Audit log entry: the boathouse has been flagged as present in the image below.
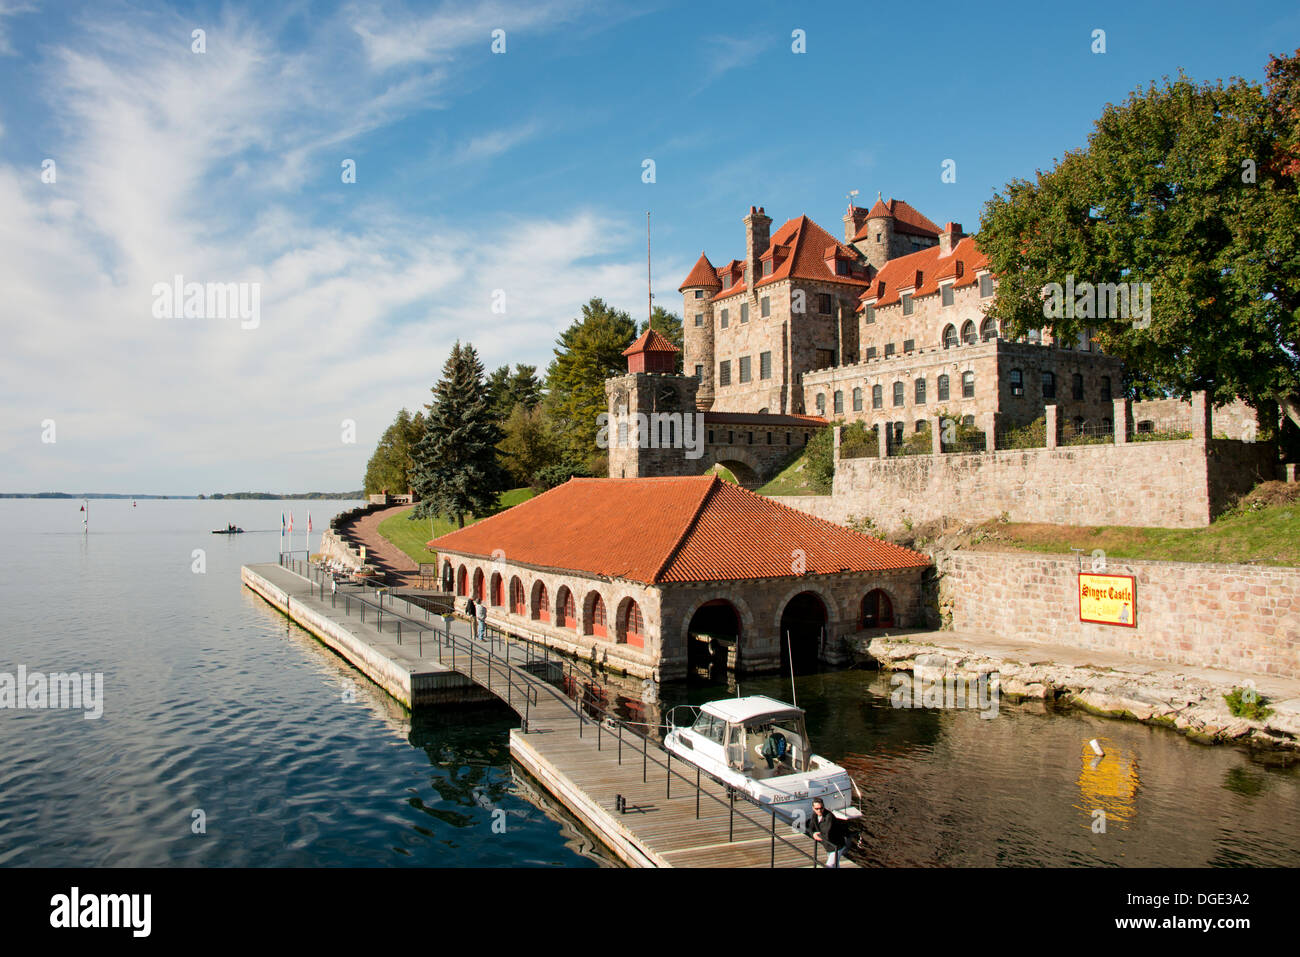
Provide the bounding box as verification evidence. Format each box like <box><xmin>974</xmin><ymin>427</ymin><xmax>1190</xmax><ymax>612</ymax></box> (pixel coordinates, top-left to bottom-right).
<box><xmin>429</xmin><ymin>475</ymin><xmax>931</xmax><ymax>681</ymax></box>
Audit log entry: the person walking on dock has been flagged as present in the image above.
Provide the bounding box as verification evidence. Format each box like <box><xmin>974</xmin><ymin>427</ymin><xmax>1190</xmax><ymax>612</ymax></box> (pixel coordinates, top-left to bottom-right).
<box><xmin>466</xmin><ymin>598</ymin><xmax>478</xmax><ymax>639</ymax></box>
<box><xmin>811</xmin><ymin>798</ymin><xmax>847</xmax><ymax>869</ymax></box>
<box><xmin>475</xmin><ymin>600</ymin><xmax>487</xmax><ymax>642</ymax></box>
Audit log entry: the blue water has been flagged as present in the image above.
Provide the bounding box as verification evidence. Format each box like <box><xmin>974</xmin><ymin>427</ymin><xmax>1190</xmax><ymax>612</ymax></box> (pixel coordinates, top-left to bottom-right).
<box><xmin>0</xmin><ymin>499</ymin><xmax>606</xmax><ymax>867</ymax></box>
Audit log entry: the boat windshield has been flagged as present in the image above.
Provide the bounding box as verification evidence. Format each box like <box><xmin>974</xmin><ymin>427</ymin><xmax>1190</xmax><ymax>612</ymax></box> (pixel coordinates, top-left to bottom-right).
<box><xmin>690</xmin><ymin>711</ymin><xmax>726</xmax><ymax>745</ymax></box>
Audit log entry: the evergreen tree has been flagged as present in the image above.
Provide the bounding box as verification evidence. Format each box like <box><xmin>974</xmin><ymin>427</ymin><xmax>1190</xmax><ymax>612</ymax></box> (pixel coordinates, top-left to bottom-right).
<box><xmin>409</xmin><ymin>342</ymin><xmax>508</xmax><ymax>528</ymax></box>
<box><xmin>640</xmin><ymin>306</ymin><xmax>684</xmax><ymax>374</ymax></box>
<box><xmin>363</xmin><ymin>408</ymin><xmax>424</xmax><ymax>495</ymax></box>
<box><xmin>497</xmin><ymin>402</ymin><xmax>564</xmax><ymax>487</ymax></box>
<box><xmin>486</xmin><ymin>363</ymin><xmax>543</xmax><ymax>425</ymax></box>
<box><xmin>544</xmin><ymin>297</ymin><xmax>638</xmax><ymax>470</ymax></box>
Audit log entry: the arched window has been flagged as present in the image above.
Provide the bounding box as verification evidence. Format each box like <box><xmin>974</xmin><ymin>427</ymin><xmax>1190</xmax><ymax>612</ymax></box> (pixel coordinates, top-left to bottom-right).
<box><xmin>892</xmin><ymin>381</ymin><xmax>905</xmax><ymax>407</ymax></box>
<box><xmin>861</xmin><ymin>589</ymin><xmax>894</xmax><ymax>628</ymax></box>
<box><xmin>833</xmin><ymin>391</ymin><xmax>844</xmax><ymax>414</ymax></box>
<box><xmin>942</xmin><ymin>324</ymin><xmax>958</xmax><ymax>349</ymax></box>
<box><xmin>472</xmin><ymin>568</ymin><xmax>485</xmax><ymax>601</ymax></box>
<box><xmin>532</xmin><ymin>582</ymin><xmax>549</xmax><ymax>622</ymax></box>
<box><xmin>509</xmin><ymin>576</ymin><xmax>525</xmax><ymax>615</ymax></box>
<box><xmin>585</xmin><ymin>592</ymin><xmax>607</xmax><ymax>638</ymax></box>
<box><xmin>961</xmin><ymin>320</ymin><xmax>977</xmax><ymax>344</ymax></box>
<box><xmin>871</xmin><ymin>384</ymin><xmax>882</xmax><ymax>409</ymax></box>
<box><xmin>490</xmin><ymin>572</ymin><xmax>504</xmax><ymax>606</ymax></box>
<box><xmin>962</xmin><ymin>371</ymin><xmax>975</xmax><ymax>398</ymax></box>
<box><xmin>915</xmin><ymin>419</ymin><xmax>929</xmax><ymax>433</ymax></box>
<box><xmin>1042</xmin><ymin>371</ymin><xmax>1056</xmax><ymax>399</ymax></box>
<box><xmin>815</xmin><ymin>393</ymin><xmax>826</xmax><ymax>414</ymax></box>
<box><xmin>914</xmin><ymin>377</ymin><xmax>926</xmax><ymax>404</ymax></box>
<box><xmin>980</xmin><ymin>317</ymin><xmax>997</xmax><ymax>341</ymax></box>
<box><xmin>457</xmin><ymin>566</ymin><xmax>468</xmax><ymax>596</ymax></box>
<box><xmin>937</xmin><ymin>374</ymin><xmax>950</xmax><ymax>401</ymax></box>
<box><xmin>621</xmin><ymin>599</ymin><xmax>644</xmax><ymax>649</ymax></box>
<box><xmin>852</xmin><ymin>387</ymin><xmax>863</xmax><ymax>411</ymax></box>
<box><xmin>557</xmin><ymin>587</ymin><xmax>577</xmax><ymax>629</ymax></box>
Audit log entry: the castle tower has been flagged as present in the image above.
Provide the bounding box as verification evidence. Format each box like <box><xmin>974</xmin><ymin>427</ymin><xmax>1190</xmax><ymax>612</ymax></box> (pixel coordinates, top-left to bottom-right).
<box><xmin>862</xmin><ymin>193</ymin><xmax>895</xmax><ymax>271</ymax></box>
<box><xmin>679</xmin><ymin>251</ymin><xmax>721</xmax><ymax>410</ymax></box>
<box><xmin>605</xmin><ymin>330</ymin><xmax>700</xmax><ymax>479</ymax></box>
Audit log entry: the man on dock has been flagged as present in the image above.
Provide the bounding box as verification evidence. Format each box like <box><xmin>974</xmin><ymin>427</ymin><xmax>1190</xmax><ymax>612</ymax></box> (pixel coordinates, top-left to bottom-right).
<box><xmin>466</xmin><ymin>598</ymin><xmax>478</xmax><ymax>639</ymax></box>
<box><xmin>811</xmin><ymin>799</ymin><xmax>848</xmax><ymax>869</ymax></box>
<box><xmin>475</xmin><ymin>600</ymin><xmax>487</xmax><ymax>641</ymax></box>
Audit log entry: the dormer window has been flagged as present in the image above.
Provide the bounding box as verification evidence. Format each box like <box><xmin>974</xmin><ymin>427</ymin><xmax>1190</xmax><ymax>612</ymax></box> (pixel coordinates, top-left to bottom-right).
<box><xmin>762</xmin><ymin>260</ymin><xmax>773</xmax><ymax>276</ymax></box>
<box><xmin>835</xmin><ymin>259</ymin><xmax>849</xmax><ymax>276</ymax></box>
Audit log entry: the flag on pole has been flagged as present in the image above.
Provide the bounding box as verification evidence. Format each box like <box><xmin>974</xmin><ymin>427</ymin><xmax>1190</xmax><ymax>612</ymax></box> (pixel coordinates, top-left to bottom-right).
<box><xmin>307</xmin><ymin>512</ymin><xmax>312</xmax><ymax>533</ymax></box>
<box><xmin>281</xmin><ymin>512</ymin><xmax>286</xmax><ymax>534</ymax></box>
<box><xmin>288</xmin><ymin>511</ymin><xmax>294</xmax><ymax>533</ymax></box>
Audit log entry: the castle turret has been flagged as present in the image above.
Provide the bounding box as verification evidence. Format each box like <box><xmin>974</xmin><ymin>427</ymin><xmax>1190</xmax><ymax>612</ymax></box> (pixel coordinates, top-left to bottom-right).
<box><xmin>862</xmin><ymin>193</ymin><xmax>895</xmax><ymax>271</ymax></box>
<box><xmin>679</xmin><ymin>251</ymin><xmax>721</xmax><ymax>410</ymax></box>
<box><xmin>605</xmin><ymin>331</ymin><xmax>699</xmax><ymax>479</ymax></box>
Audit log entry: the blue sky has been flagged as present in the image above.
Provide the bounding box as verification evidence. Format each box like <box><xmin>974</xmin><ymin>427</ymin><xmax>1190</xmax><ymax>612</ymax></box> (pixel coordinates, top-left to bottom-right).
<box><xmin>0</xmin><ymin>0</ymin><xmax>1294</xmax><ymax>493</ymax></box>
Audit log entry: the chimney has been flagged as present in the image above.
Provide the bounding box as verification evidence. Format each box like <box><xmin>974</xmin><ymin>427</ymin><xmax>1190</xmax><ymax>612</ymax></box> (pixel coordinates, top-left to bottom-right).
<box><xmin>744</xmin><ymin>205</ymin><xmax>771</xmax><ymax>289</ymax></box>
<box><xmin>939</xmin><ymin>221</ymin><xmax>962</xmax><ymax>256</ymax></box>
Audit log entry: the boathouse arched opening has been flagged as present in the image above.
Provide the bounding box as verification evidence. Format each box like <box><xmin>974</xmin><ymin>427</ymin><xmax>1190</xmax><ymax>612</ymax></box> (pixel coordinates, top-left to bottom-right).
<box><xmin>557</xmin><ymin>587</ymin><xmax>577</xmax><ymax>629</ymax></box>
<box><xmin>584</xmin><ymin>592</ymin><xmax>608</xmax><ymax>638</ymax></box>
<box><xmin>472</xmin><ymin>568</ymin><xmax>485</xmax><ymax>601</ymax></box>
<box><xmin>456</xmin><ymin>565</ymin><xmax>467</xmax><ymax>596</ymax></box>
<box><xmin>779</xmin><ymin>591</ymin><xmax>827</xmax><ymax>675</ymax></box>
<box><xmin>509</xmin><ymin>576</ymin><xmax>526</xmax><ymax>615</ymax></box>
<box><xmin>617</xmin><ymin>597</ymin><xmax>645</xmax><ymax>648</ymax></box>
<box><xmin>441</xmin><ymin>560</ymin><xmax>453</xmax><ymax>591</ymax></box>
<box><xmin>861</xmin><ymin>589</ymin><xmax>894</xmax><ymax>629</ymax></box>
<box><xmin>531</xmin><ymin>581</ymin><xmax>549</xmax><ymax>622</ymax></box>
<box><xmin>490</xmin><ymin>572</ymin><xmax>504</xmax><ymax>607</ymax></box>
<box><xmin>686</xmin><ymin>599</ymin><xmax>742</xmax><ymax>676</ymax></box>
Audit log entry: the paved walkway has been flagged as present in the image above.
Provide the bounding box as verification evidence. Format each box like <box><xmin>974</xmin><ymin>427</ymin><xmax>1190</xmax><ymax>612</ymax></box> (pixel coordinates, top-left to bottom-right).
<box><xmin>339</xmin><ymin>504</ymin><xmax>422</xmax><ymax>586</ymax></box>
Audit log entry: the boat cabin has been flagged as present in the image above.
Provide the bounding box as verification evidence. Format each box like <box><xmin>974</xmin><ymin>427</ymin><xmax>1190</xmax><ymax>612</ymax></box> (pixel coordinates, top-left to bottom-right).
<box><xmin>685</xmin><ymin>696</ymin><xmax>812</xmax><ymax>779</ymax></box>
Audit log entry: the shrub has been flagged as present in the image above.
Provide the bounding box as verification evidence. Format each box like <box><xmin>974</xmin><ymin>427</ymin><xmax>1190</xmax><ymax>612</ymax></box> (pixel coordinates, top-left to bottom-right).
<box><xmin>1223</xmin><ymin>686</ymin><xmax>1274</xmax><ymax>721</ymax></box>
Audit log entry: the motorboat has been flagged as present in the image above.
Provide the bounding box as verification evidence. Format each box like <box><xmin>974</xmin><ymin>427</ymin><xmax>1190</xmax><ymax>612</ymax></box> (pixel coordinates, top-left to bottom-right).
<box><xmin>664</xmin><ymin>694</ymin><xmax>863</xmax><ymax>823</ymax></box>
<box><xmin>211</xmin><ymin>526</ymin><xmax>244</xmax><ymax>534</ymax></box>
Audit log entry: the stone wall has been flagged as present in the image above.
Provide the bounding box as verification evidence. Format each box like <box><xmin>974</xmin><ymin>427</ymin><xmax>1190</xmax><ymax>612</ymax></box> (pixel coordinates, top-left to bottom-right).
<box><xmin>932</xmin><ymin>550</ymin><xmax>1300</xmax><ymax>680</ymax></box>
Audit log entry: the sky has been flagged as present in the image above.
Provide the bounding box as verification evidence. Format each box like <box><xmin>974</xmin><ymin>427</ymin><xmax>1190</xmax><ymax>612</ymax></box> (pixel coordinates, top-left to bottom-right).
<box><xmin>0</xmin><ymin>0</ymin><xmax>1295</xmax><ymax>494</ymax></box>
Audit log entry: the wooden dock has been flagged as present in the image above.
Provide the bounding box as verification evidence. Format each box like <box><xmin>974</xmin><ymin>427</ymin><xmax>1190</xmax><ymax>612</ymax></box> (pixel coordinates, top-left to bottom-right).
<box><xmin>244</xmin><ymin>559</ymin><xmax>840</xmax><ymax>868</ymax></box>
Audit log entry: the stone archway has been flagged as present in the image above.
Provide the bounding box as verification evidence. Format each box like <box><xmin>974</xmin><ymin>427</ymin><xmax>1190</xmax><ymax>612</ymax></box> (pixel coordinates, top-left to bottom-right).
<box><xmin>779</xmin><ymin>591</ymin><xmax>828</xmax><ymax>675</ymax></box>
<box><xmin>683</xmin><ymin>598</ymin><xmax>743</xmax><ymax>678</ymax></box>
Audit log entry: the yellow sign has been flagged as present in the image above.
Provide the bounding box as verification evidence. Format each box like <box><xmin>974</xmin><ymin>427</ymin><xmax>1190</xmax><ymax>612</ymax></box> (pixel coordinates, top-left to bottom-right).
<box><xmin>1079</xmin><ymin>573</ymin><xmax>1137</xmax><ymax>627</ymax></box>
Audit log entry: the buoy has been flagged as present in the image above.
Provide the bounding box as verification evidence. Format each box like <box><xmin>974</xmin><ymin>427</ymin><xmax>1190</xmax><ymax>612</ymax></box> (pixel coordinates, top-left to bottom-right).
<box><xmin>1089</xmin><ymin>738</ymin><xmax>1105</xmax><ymax>757</ymax></box>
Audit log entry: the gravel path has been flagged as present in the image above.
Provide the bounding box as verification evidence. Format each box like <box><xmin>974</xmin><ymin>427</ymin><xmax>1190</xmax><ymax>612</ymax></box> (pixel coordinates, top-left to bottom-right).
<box><xmin>340</xmin><ymin>504</ymin><xmax>422</xmax><ymax>585</ymax></box>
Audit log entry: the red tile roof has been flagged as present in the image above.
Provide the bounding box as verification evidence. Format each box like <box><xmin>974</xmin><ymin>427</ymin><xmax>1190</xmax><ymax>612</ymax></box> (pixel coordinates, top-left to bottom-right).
<box><xmin>752</xmin><ymin>216</ymin><xmax>871</xmax><ymax>290</ymax></box>
<box><xmin>623</xmin><ymin>328</ymin><xmax>680</xmax><ymax>356</ymax></box>
<box><xmin>859</xmin><ymin>235</ymin><xmax>989</xmax><ymax>309</ymax></box>
<box><xmin>854</xmin><ymin>198</ymin><xmax>942</xmax><ymax>240</ymax></box>
<box><xmin>703</xmin><ymin>411</ymin><xmax>826</xmax><ymax>428</ymax></box>
<box><xmin>429</xmin><ymin>476</ymin><xmax>929</xmax><ymax>584</ymax></box>
<box><xmin>679</xmin><ymin>252</ymin><xmax>721</xmax><ymax>291</ymax></box>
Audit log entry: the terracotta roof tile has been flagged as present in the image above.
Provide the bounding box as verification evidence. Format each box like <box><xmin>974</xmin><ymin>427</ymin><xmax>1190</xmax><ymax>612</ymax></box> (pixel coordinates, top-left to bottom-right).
<box><xmin>752</xmin><ymin>215</ymin><xmax>871</xmax><ymax>289</ymax></box>
<box><xmin>853</xmin><ymin>198</ymin><xmax>942</xmax><ymax>241</ymax></box>
<box><xmin>429</xmin><ymin>476</ymin><xmax>929</xmax><ymax>585</ymax></box>
<box><xmin>623</xmin><ymin>328</ymin><xmax>680</xmax><ymax>356</ymax></box>
<box><xmin>703</xmin><ymin>411</ymin><xmax>827</xmax><ymax>428</ymax></box>
<box><xmin>679</xmin><ymin>251</ymin><xmax>721</xmax><ymax>291</ymax></box>
<box><xmin>859</xmin><ymin>235</ymin><xmax>989</xmax><ymax>309</ymax></box>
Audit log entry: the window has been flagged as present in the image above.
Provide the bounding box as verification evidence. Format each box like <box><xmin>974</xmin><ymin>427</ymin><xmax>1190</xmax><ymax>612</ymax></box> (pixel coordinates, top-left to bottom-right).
<box><xmin>694</xmin><ymin>313</ymin><xmax>703</xmax><ymax>326</ymax></box>
<box><xmin>903</xmin><ymin>338</ymin><xmax>915</xmax><ymax>353</ymax></box>
<box><xmin>623</xmin><ymin>600</ymin><xmax>644</xmax><ymax>648</ymax></box>
<box><xmin>1077</xmin><ymin>330</ymin><xmax>1090</xmax><ymax>351</ymax></box>
<box><xmin>746</xmin><ymin>431</ymin><xmax>753</xmax><ymax>444</ymax></box>
<box><xmin>1027</xmin><ymin>328</ymin><xmax>1041</xmax><ymax>344</ymax></box>
<box><xmin>852</xmin><ymin>387</ymin><xmax>863</xmax><ymax>411</ymax></box>
<box><xmin>816</xmin><ymin>348</ymin><xmax>836</xmax><ymax>367</ymax></box>
<box><xmin>1072</xmin><ymin>373</ymin><xmax>1084</xmax><ymax>400</ymax></box>
<box><xmin>884</xmin><ymin>343</ymin><xmax>895</xmax><ymax>357</ymax></box>
<box><xmin>720</xmin><ymin>308</ymin><xmax>729</xmax><ymax>328</ymax></box>
<box><xmin>962</xmin><ymin>371</ymin><xmax>975</xmax><ymax>398</ymax></box>
<box><xmin>1042</xmin><ymin>371</ymin><xmax>1055</xmax><ymax>399</ymax></box>
<box><xmin>817</xmin><ymin>294</ymin><xmax>834</xmax><ymax>315</ymax></box>
<box><xmin>916</xmin><ymin>419</ymin><xmax>929</xmax><ymax>432</ymax></box>
<box><xmin>943</xmin><ymin>324</ymin><xmax>958</xmax><ymax>349</ymax></box>
<box><xmin>767</xmin><ymin>432</ymin><xmax>773</xmax><ymax>444</ymax></box>
<box><xmin>1010</xmin><ymin>369</ymin><xmax>1023</xmax><ymax>397</ymax></box>
<box><xmin>762</xmin><ymin>259</ymin><xmax>773</xmax><ymax>276</ymax></box>
<box><xmin>759</xmin><ymin>351</ymin><xmax>772</xmax><ymax>380</ymax></box>
<box><xmin>727</xmin><ymin>430</ymin><xmax>734</xmax><ymax>444</ymax></box>
<box><xmin>872</xmin><ymin>384</ymin><xmax>883</xmax><ymax>409</ymax></box>
<box><xmin>587</xmin><ymin>593</ymin><xmax>606</xmax><ymax>638</ymax></box>
<box><xmin>865</xmin><ymin>346</ymin><xmax>877</xmax><ymax>359</ymax></box>
<box><xmin>718</xmin><ymin>360</ymin><xmax>731</xmax><ymax>386</ymax></box>
<box><xmin>815</xmin><ymin>393</ymin><xmax>826</xmax><ymax>414</ymax></box>
<box><xmin>510</xmin><ymin>577</ymin><xmax>525</xmax><ymax>615</ymax></box>
<box><xmin>893</xmin><ymin>381</ymin><xmax>905</xmax><ymax>407</ymax></box>
<box><xmin>863</xmin><ymin>304</ymin><xmax>876</xmax><ymax>324</ymax></box>
<box><xmin>979</xmin><ymin>274</ymin><xmax>993</xmax><ymax>298</ymax></box>
<box><xmin>902</xmin><ymin>292</ymin><xmax>914</xmax><ymax>315</ymax></box>
<box><xmin>1101</xmin><ymin>376</ymin><xmax>1112</xmax><ymax>401</ymax></box>
<box><xmin>761</xmin><ymin>296</ymin><xmax>770</xmax><ymax>317</ymax></box>
<box><xmin>962</xmin><ymin>414</ymin><xmax>975</xmax><ymax>427</ymax></box>
<box><xmin>961</xmin><ymin>320</ymin><xmax>977</xmax><ymax>344</ymax></box>
<box><xmin>835</xmin><ymin>259</ymin><xmax>849</xmax><ymax>276</ymax></box>
<box><xmin>558</xmin><ymin>589</ymin><xmax>577</xmax><ymax>628</ymax></box>
<box><xmin>980</xmin><ymin>317</ymin><xmax>997</xmax><ymax>341</ymax></box>
<box><xmin>786</xmin><ymin>432</ymin><xmax>792</xmax><ymax>445</ymax></box>
<box><xmin>708</xmin><ymin>430</ymin><xmax>715</xmax><ymax>443</ymax></box>
<box><xmin>941</xmin><ymin>284</ymin><xmax>954</xmax><ymax>307</ymax></box>
<box><xmin>915</xmin><ymin>378</ymin><xmax>926</xmax><ymax>404</ymax></box>
<box><xmin>833</xmin><ymin>391</ymin><xmax>844</xmax><ymax>414</ymax></box>
<box><xmin>740</xmin><ymin>302</ymin><xmax>749</xmax><ymax>323</ymax></box>
<box><xmin>534</xmin><ymin>583</ymin><xmax>549</xmax><ymax>621</ymax></box>
<box><xmin>739</xmin><ymin>356</ymin><xmax>751</xmax><ymax>383</ymax></box>
<box><xmin>937</xmin><ymin>374</ymin><xmax>950</xmax><ymax>401</ymax></box>
<box><xmin>694</xmin><ymin>364</ymin><xmax>703</xmax><ymax>379</ymax></box>
<box><xmin>491</xmin><ymin>573</ymin><xmax>503</xmax><ymax>606</ymax></box>
<box><xmin>694</xmin><ymin>289</ymin><xmax>704</xmax><ymax>299</ymax></box>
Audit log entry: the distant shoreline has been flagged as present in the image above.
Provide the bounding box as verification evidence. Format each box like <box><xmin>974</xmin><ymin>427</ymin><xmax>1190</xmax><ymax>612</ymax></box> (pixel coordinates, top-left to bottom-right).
<box><xmin>0</xmin><ymin>492</ymin><xmax>366</xmax><ymax>500</ymax></box>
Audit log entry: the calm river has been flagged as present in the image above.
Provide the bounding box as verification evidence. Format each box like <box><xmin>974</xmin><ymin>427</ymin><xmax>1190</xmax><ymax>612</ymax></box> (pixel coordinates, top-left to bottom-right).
<box><xmin>2</xmin><ymin>499</ymin><xmax>1297</xmax><ymax>867</ymax></box>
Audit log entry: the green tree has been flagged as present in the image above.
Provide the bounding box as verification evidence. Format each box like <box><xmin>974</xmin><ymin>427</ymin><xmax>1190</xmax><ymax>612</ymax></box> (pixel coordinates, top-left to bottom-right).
<box><xmin>497</xmin><ymin>402</ymin><xmax>564</xmax><ymax>488</ymax></box>
<box><xmin>544</xmin><ymin>297</ymin><xmax>639</xmax><ymax>470</ymax></box>
<box><xmin>409</xmin><ymin>342</ymin><xmax>508</xmax><ymax>528</ymax></box>
<box><xmin>640</xmin><ymin>306</ymin><xmax>684</xmax><ymax>373</ymax></box>
<box><xmin>363</xmin><ymin>408</ymin><xmax>424</xmax><ymax>495</ymax></box>
<box><xmin>979</xmin><ymin>58</ymin><xmax>1300</xmax><ymax>428</ymax></box>
<box><xmin>486</xmin><ymin>363</ymin><xmax>543</xmax><ymax>425</ymax></box>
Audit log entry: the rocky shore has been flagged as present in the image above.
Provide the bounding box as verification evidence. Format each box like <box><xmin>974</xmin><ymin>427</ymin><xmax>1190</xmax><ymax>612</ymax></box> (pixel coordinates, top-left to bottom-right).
<box><xmin>855</xmin><ymin>634</ymin><xmax>1300</xmax><ymax>759</ymax></box>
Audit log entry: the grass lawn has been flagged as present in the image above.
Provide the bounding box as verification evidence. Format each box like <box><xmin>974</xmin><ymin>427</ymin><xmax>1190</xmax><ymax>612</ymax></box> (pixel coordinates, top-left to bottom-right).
<box><xmin>755</xmin><ymin>451</ymin><xmax>825</xmax><ymax>496</ymax></box>
<box><xmin>969</xmin><ymin>490</ymin><xmax>1300</xmax><ymax>567</ymax></box>
<box><xmin>376</xmin><ymin>487</ymin><xmax>536</xmax><ymax>565</ymax></box>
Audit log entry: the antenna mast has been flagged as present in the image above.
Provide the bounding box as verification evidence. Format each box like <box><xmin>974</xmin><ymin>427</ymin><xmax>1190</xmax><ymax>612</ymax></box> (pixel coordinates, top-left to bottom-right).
<box><xmin>646</xmin><ymin>210</ymin><xmax>653</xmax><ymax>327</ymax></box>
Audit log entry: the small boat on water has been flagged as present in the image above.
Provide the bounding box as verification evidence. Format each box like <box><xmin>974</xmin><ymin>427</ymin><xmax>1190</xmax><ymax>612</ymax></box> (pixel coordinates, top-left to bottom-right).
<box><xmin>664</xmin><ymin>694</ymin><xmax>863</xmax><ymax>822</ymax></box>
<box><xmin>211</xmin><ymin>526</ymin><xmax>244</xmax><ymax>534</ymax></box>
